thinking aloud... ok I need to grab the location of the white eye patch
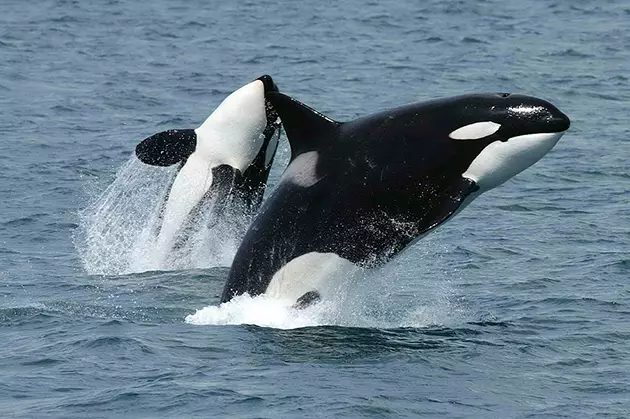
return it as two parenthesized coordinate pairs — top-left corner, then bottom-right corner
(449, 121), (501, 140)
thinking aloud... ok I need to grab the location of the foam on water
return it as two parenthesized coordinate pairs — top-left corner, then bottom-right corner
(75, 156), (249, 275)
(186, 269), (467, 330)
(184, 294), (465, 330)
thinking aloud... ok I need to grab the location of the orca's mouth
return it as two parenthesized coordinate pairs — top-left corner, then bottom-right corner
(257, 74), (281, 130)
(252, 98), (281, 170)
(264, 99), (280, 127)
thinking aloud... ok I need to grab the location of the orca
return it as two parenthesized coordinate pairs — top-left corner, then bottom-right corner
(135, 75), (281, 257)
(220, 91), (570, 304)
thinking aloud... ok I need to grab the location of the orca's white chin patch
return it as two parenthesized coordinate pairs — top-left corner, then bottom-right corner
(463, 131), (565, 192)
(194, 79), (268, 172)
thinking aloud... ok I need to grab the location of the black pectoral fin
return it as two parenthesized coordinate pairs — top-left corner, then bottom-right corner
(266, 92), (341, 161)
(135, 129), (197, 166)
(293, 290), (322, 309)
(421, 177), (479, 234)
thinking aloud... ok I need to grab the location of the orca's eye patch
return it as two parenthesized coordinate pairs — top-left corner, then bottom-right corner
(449, 121), (501, 140)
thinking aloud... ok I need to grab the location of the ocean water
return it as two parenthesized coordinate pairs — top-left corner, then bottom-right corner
(1, 0), (629, 417)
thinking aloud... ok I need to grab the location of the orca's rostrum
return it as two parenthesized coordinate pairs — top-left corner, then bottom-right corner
(220, 90), (570, 305)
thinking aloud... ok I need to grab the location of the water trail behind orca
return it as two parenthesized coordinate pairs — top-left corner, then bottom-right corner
(76, 157), (248, 275)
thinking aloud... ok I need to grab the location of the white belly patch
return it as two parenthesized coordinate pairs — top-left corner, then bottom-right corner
(265, 252), (360, 302)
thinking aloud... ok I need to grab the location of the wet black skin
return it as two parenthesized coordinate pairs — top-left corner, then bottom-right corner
(220, 92), (570, 303)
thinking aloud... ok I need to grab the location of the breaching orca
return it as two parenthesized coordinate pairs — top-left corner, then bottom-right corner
(220, 91), (570, 304)
(135, 75), (281, 257)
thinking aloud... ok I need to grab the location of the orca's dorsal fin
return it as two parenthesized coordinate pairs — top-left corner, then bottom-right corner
(267, 92), (341, 160)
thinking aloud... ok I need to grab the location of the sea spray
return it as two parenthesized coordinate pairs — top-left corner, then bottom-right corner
(76, 157), (174, 275)
(75, 156), (252, 275)
(185, 262), (468, 330)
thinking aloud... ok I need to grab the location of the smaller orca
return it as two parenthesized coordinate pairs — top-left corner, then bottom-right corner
(220, 91), (570, 305)
(135, 75), (281, 258)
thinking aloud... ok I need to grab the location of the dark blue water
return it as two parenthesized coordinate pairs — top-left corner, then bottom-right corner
(2, 0), (629, 417)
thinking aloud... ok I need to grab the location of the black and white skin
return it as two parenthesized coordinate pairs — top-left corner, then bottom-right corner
(135, 76), (281, 258)
(220, 91), (570, 306)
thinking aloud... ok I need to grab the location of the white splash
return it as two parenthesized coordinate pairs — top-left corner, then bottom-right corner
(185, 294), (329, 329)
(185, 264), (469, 330)
(75, 156), (250, 275)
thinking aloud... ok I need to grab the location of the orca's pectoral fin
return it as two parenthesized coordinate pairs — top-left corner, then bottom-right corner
(135, 129), (197, 166)
(292, 290), (322, 309)
(421, 177), (480, 234)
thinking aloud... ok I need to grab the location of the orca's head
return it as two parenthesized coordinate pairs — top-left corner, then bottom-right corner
(191, 74), (281, 174)
(134, 76), (282, 252)
(136, 75), (281, 174)
(444, 93), (570, 192)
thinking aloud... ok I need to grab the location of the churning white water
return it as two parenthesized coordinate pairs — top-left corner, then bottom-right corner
(184, 289), (465, 330)
(185, 261), (468, 330)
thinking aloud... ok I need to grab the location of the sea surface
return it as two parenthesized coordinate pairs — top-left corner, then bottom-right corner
(1, 0), (629, 417)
